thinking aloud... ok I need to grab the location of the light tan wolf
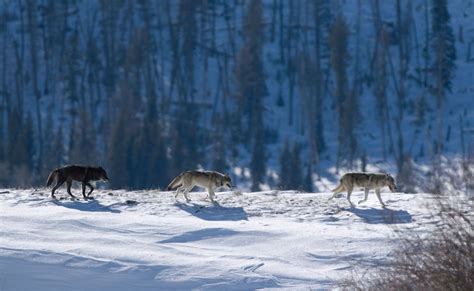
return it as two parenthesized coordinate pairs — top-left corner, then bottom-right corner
(167, 170), (232, 203)
(329, 172), (397, 207)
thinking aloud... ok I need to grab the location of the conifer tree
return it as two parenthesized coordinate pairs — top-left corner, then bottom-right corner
(250, 123), (266, 191)
(330, 14), (357, 170)
(304, 164), (314, 193)
(235, 0), (268, 190)
(431, 0), (456, 154)
(278, 141), (291, 189)
(289, 143), (303, 190)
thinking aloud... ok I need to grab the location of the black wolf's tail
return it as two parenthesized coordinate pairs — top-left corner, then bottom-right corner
(167, 173), (183, 191)
(46, 170), (58, 187)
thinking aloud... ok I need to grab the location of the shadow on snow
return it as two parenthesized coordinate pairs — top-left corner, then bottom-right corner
(161, 228), (242, 243)
(52, 199), (121, 213)
(175, 202), (248, 221)
(346, 207), (412, 224)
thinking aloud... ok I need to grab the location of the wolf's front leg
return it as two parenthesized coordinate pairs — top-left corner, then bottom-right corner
(375, 189), (386, 208)
(86, 183), (94, 197)
(207, 188), (216, 203)
(182, 188), (191, 202)
(82, 182), (88, 199)
(175, 186), (183, 199)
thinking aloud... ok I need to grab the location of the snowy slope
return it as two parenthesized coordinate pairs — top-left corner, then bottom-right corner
(0, 188), (438, 290)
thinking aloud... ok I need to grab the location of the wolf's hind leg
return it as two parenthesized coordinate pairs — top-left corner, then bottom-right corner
(182, 188), (191, 202)
(51, 179), (65, 198)
(375, 189), (385, 208)
(358, 188), (369, 204)
(346, 187), (354, 207)
(175, 186), (184, 199)
(86, 183), (94, 197)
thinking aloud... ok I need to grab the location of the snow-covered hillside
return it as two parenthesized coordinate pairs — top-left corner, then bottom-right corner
(0, 189), (438, 290)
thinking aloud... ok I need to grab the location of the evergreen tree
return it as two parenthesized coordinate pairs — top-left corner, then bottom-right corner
(41, 109), (55, 180)
(330, 14), (358, 170)
(250, 127), (266, 191)
(107, 108), (134, 189)
(278, 141), (291, 189)
(52, 127), (65, 168)
(431, 0), (456, 92)
(234, 0), (268, 140)
(312, 0), (331, 160)
(7, 110), (34, 172)
(236, 0), (268, 190)
(304, 164), (314, 193)
(289, 143), (304, 190)
(170, 104), (200, 176)
(212, 115), (228, 173)
(23, 113), (35, 171)
(69, 110), (98, 165)
(278, 142), (304, 190)
(132, 95), (168, 189)
(6, 111), (35, 186)
(431, 0), (456, 154)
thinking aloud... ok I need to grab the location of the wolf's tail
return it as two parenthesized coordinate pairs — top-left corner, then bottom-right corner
(331, 183), (345, 193)
(167, 173), (183, 191)
(46, 170), (58, 187)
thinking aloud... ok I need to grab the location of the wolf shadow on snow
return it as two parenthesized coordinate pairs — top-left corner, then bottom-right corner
(346, 207), (412, 224)
(52, 199), (121, 213)
(175, 202), (248, 221)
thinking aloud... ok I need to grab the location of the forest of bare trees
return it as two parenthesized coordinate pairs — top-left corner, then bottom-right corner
(0, 0), (469, 190)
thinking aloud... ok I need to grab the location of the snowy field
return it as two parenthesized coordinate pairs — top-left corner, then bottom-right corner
(0, 188), (439, 290)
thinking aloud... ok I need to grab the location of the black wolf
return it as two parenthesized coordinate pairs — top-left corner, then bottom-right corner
(46, 165), (109, 199)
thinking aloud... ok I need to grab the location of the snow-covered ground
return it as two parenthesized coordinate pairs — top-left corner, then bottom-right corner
(0, 188), (439, 290)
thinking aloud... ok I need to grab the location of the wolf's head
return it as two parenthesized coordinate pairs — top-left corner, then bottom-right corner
(385, 174), (397, 192)
(223, 173), (232, 189)
(98, 167), (109, 182)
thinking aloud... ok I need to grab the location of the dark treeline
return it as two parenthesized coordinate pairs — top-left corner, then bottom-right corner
(0, 0), (468, 190)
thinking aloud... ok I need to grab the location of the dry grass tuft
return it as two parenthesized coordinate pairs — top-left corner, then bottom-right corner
(340, 197), (473, 291)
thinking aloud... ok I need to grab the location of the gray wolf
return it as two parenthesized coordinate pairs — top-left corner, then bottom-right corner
(329, 172), (397, 207)
(46, 165), (109, 199)
(167, 170), (232, 203)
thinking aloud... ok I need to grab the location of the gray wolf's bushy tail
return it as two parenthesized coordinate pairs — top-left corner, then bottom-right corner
(167, 173), (183, 191)
(331, 183), (345, 193)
